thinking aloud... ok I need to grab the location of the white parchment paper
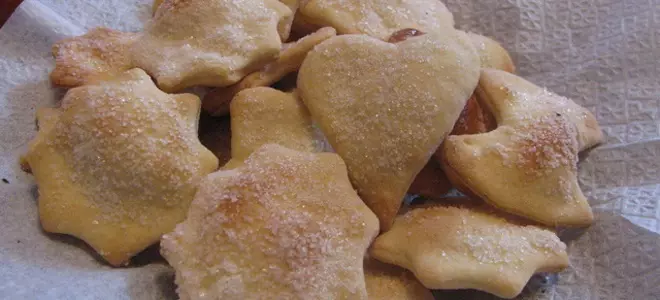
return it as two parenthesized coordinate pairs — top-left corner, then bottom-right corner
(1, 0), (659, 299)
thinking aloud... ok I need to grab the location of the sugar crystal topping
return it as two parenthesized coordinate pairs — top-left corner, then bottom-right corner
(483, 115), (579, 176)
(51, 0), (291, 91)
(45, 70), (211, 224)
(133, 0), (290, 89)
(161, 145), (378, 299)
(231, 89), (322, 160)
(303, 0), (454, 39)
(302, 33), (477, 188)
(400, 206), (566, 266)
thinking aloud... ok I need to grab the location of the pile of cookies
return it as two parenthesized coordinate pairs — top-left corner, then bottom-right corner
(21, 0), (604, 299)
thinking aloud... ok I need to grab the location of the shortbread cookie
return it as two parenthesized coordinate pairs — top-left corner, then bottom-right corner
(476, 69), (603, 151)
(52, 0), (293, 92)
(298, 29), (480, 229)
(370, 204), (568, 299)
(440, 69), (602, 227)
(161, 144), (379, 299)
(21, 69), (218, 266)
(50, 28), (139, 87)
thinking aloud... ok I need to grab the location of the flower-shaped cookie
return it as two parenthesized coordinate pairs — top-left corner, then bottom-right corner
(370, 204), (569, 299)
(161, 144), (379, 299)
(298, 29), (480, 229)
(441, 69), (603, 227)
(298, 0), (454, 40)
(52, 0), (293, 92)
(21, 69), (218, 266)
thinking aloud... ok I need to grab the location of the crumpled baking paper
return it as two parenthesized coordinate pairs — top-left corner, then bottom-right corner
(0, 0), (658, 299)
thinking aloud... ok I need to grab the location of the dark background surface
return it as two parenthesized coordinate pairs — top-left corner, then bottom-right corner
(0, 0), (24, 27)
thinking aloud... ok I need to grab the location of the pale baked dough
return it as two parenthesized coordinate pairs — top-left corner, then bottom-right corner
(440, 69), (603, 227)
(51, 0), (293, 92)
(410, 32), (513, 199)
(467, 32), (516, 73)
(299, 0), (454, 40)
(477, 69), (603, 151)
(203, 27), (336, 115)
(50, 28), (138, 87)
(370, 204), (569, 299)
(230, 87), (323, 163)
(21, 69), (218, 266)
(298, 30), (480, 230)
(153, 0), (297, 35)
(364, 258), (434, 300)
(161, 144), (379, 299)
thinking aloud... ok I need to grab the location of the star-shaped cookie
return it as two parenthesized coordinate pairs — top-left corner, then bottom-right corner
(21, 68), (219, 266)
(370, 204), (569, 299)
(298, 29), (481, 229)
(203, 27), (337, 115)
(51, 0), (293, 92)
(440, 69), (603, 227)
(161, 144), (379, 299)
(298, 0), (454, 40)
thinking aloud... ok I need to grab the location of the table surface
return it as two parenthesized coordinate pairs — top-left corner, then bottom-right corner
(1, 0), (25, 28)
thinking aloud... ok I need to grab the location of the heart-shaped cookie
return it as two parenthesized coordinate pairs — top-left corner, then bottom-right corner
(298, 30), (480, 229)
